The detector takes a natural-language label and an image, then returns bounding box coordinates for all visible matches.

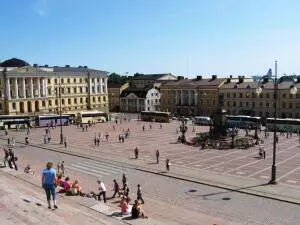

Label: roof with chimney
[161,75,226,89]
[220,76,300,90]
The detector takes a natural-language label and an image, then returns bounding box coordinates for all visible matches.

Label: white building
[120,88,161,112]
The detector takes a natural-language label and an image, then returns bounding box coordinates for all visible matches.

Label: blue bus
[35,115,73,127]
[226,115,262,129]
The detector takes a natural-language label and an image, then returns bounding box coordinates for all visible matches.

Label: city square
[7,117,300,187]
[1,1,300,224]
[1,117,300,224]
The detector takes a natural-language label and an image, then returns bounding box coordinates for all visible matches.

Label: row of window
[48,105,106,112]
[225,92,300,99]
[227,110,300,119]
[227,101,300,109]
[49,96,106,106]
[52,77,106,84]
[51,86,106,95]
[10,99,107,110]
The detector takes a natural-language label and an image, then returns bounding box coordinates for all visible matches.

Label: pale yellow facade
[0,65,109,115]
[219,77,300,118]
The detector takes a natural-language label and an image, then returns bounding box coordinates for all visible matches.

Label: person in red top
[112,179,121,198]
[59,177,71,193]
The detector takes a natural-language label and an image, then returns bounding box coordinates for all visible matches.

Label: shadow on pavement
[185,183,269,200]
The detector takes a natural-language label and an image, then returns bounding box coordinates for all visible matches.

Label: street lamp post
[256,61,297,184]
[57,75,64,144]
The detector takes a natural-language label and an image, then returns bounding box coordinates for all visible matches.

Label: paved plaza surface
[1,142,300,225]
[6,119,300,186]
[1,119,300,224]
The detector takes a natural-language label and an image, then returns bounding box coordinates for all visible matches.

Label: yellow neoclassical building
[0,58,109,115]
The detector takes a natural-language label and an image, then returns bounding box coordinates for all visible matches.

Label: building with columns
[0,58,109,115]
[160,75,226,116]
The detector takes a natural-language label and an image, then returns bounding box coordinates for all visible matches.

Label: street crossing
[66,160,129,179]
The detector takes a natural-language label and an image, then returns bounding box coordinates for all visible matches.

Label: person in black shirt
[8,148,18,170]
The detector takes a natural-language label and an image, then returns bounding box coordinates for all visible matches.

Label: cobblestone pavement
[1,123,300,225]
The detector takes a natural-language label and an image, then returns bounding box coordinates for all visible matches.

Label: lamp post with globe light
[256,61,298,184]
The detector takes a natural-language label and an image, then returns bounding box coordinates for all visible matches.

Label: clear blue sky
[1,0,300,77]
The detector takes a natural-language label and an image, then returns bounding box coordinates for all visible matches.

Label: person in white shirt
[97,180,107,203]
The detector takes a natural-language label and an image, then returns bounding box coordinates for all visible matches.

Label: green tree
[108,73,132,84]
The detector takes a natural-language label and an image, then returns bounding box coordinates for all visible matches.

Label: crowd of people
[41,161,148,219]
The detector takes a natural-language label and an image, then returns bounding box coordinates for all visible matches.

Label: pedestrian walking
[25,136,29,145]
[42,162,57,209]
[64,137,67,148]
[57,162,61,175]
[156,149,160,164]
[137,184,144,204]
[166,159,170,171]
[160,123,162,129]
[5,128,8,135]
[8,148,18,170]
[97,180,107,203]
[27,128,31,135]
[94,135,97,146]
[97,137,100,147]
[3,148,9,167]
[60,161,65,177]
[123,183,130,197]
[149,124,152,130]
[134,147,139,159]
[105,132,109,141]
[112,179,121,198]
[122,174,127,190]
[142,125,145,132]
